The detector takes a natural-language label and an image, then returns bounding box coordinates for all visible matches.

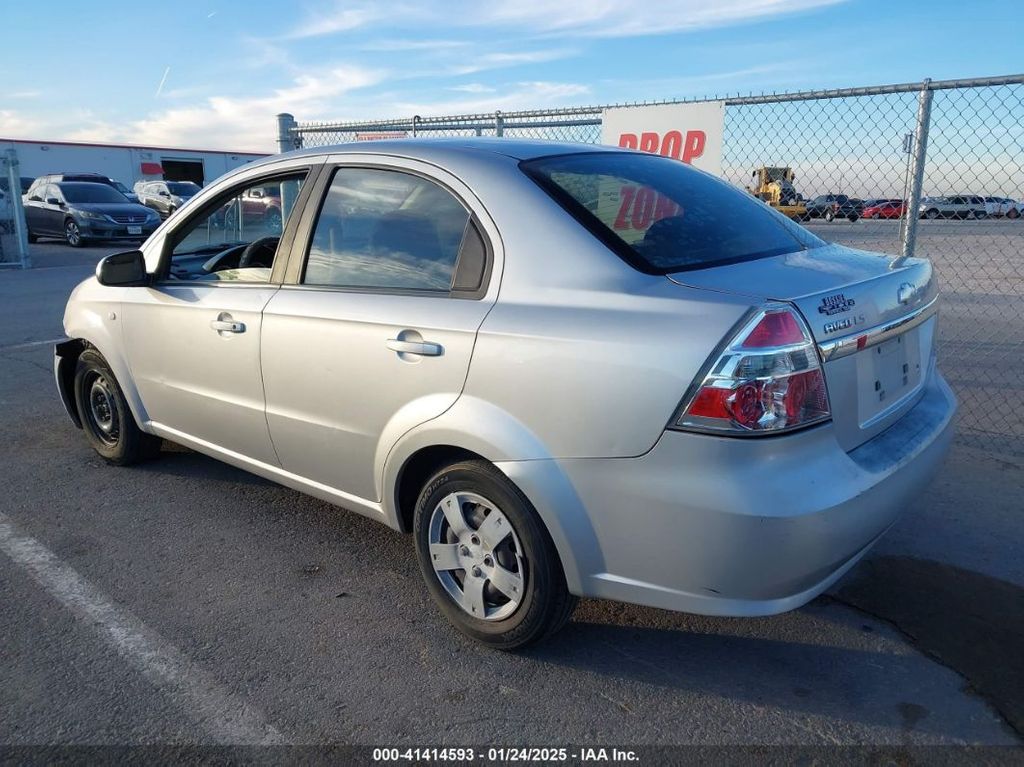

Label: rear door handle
[386,339,443,357]
[211,316,246,334]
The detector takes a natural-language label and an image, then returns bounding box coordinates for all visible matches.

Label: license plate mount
[856,330,922,426]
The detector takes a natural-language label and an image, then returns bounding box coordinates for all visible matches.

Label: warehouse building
[1,137,267,190]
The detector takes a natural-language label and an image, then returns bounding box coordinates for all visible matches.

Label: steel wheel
[83,371,119,446]
[427,491,526,621]
[65,220,82,247]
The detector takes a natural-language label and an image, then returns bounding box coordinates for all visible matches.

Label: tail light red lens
[675,305,831,435]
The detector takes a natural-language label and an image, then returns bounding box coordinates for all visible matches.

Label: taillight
[674,305,831,435]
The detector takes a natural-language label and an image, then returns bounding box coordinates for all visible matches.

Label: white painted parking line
[0,512,286,745]
[0,337,67,352]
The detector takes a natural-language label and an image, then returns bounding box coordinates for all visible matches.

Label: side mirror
[96,250,149,287]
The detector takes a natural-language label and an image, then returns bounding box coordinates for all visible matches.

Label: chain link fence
[287,75,1024,452]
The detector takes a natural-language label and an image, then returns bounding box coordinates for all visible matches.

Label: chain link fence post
[2,149,31,269]
[495,111,504,137]
[894,79,934,267]
[275,113,297,154]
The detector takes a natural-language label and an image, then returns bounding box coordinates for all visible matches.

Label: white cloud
[0,109,42,136]
[474,0,845,37]
[379,80,591,117]
[287,0,845,39]
[287,2,397,39]
[448,83,495,94]
[448,49,577,76]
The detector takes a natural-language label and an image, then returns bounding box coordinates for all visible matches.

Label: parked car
[23,181,159,247]
[805,194,861,221]
[220,182,286,233]
[982,196,1020,218]
[110,180,140,204]
[26,173,124,201]
[918,195,986,219]
[862,199,906,219]
[1,176,35,195]
[55,140,955,648]
[138,180,202,219]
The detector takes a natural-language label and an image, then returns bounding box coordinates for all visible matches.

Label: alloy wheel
[427,491,526,621]
[65,221,81,246]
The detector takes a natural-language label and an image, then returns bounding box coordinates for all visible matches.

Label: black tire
[413,460,576,649]
[847,213,859,222]
[823,210,835,222]
[871,212,880,219]
[64,219,86,248]
[975,211,987,220]
[1007,208,1020,220]
[924,209,940,220]
[73,348,162,465]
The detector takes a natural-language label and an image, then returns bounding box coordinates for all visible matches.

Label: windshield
[112,181,130,193]
[168,182,200,196]
[522,152,822,274]
[60,183,130,204]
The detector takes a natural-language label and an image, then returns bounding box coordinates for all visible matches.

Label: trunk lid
[668,243,938,451]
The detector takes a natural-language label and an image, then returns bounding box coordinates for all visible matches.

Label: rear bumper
[501,369,956,616]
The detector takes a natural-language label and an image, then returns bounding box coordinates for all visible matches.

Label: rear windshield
[521,152,821,274]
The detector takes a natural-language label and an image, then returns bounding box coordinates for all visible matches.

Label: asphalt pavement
[0,233,1021,748]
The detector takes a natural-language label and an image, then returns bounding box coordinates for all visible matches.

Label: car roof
[249,137,617,171]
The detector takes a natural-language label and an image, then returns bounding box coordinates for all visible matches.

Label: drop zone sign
[599,101,725,242]
[601,101,725,175]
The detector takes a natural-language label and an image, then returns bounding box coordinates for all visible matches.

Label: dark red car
[862,199,906,219]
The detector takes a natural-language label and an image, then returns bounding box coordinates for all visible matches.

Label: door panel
[121,284,281,465]
[261,290,491,501]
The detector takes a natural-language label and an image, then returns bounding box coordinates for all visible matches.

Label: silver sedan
[55,140,956,648]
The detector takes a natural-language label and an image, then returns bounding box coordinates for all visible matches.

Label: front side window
[165,172,306,283]
[303,168,471,291]
[522,152,822,274]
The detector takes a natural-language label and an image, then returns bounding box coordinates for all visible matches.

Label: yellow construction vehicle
[748,167,808,220]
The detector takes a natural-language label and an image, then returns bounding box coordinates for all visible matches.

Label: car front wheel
[73,348,162,465]
[414,460,576,649]
[64,220,85,247]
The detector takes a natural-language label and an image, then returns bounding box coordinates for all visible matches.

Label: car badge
[897,282,918,305]
[818,293,856,316]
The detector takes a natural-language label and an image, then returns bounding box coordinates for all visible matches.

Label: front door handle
[211,314,246,334]
[386,338,443,357]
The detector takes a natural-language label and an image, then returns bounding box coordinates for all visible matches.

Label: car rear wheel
[64,220,85,247]
[73,348,162,465]
[925,209,940,219]
[413,460,576,649]
[871,212,880,219]
[823,210,835,222]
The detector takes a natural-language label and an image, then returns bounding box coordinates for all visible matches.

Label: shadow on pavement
[835,556,1024,736]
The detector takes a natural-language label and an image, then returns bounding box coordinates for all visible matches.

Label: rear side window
[522,152,821,274]
[304,168,472,292]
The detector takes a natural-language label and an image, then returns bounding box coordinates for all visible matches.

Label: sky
[0,0,1021,152]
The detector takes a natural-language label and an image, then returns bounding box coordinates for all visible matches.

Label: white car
[982,196,1020,218]
[918,195,987,219]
